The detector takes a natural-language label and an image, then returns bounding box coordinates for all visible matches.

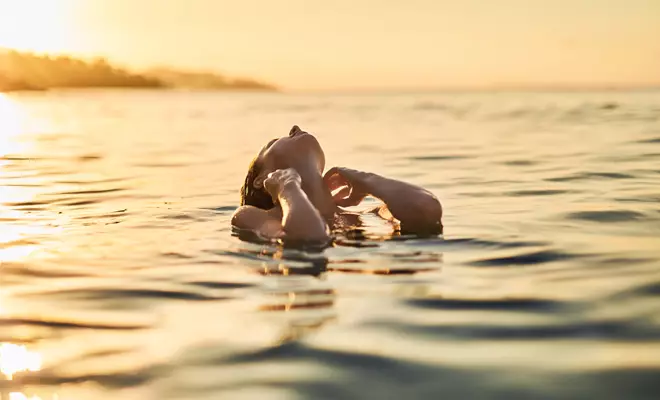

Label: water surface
[1,90,659,399]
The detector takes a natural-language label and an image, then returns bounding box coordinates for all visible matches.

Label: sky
[0,0,659,90]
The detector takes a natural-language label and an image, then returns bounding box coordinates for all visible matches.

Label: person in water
[232,125,443,244]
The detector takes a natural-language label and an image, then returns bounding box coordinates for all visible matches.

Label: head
[240,125,326,208]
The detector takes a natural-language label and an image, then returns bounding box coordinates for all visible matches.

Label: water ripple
[468,250,584,267]
[368,319,660,341]
[2,90,659,400]
[547,172,635,182]
[0,317,149,331]
[404,297,568,312]
[566,210,645,223]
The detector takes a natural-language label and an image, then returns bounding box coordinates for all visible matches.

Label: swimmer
[232,125,443,244]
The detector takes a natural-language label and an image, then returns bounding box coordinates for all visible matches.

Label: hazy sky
[0,0,659,90]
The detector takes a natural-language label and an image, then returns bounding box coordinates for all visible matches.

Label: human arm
[232,169,330,243]
[324,167,443,234]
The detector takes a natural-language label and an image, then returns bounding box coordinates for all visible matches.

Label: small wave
[76,209,128,220]
[162,251,194,259]
[483,102,637,123]
[501,159,538,166]
[411,101,448,110]
[14,366,160,388]
[221,341,401,368]
[637,136,660,144]
[547,172,635,182]
[327,266,437,275]
[55,177,128,186]
[599,102,620,110]
[0,317,149,331]
[202,205,238,213]
[1,200,50,207]
[404,297,567,312]
[506,189,569,197]
[76,154,103,162]
[59,199,100,207]
[443,238,549,249]
[160,213,205,221]
[641,152,660,159]
[468,249,583,267]
[185,281,255,290]
[0,238,38,249]
[609,280,660,300]
[369,319,660,341]
[0,263,88,279]
[409,155,470,161]
[22,287,229,303]
[56,187,125,195]
[1,155,36,161]
[566,210,645,223]
[133,162,189,168]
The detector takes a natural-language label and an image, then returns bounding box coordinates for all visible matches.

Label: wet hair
[240,156,275,209]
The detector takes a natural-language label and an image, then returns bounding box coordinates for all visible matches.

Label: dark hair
[240,156,275,209]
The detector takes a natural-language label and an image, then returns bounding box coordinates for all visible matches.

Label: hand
[264,168,302,202]
[323,167,373,207]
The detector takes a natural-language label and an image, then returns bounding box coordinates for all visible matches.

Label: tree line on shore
[0,50,276,92]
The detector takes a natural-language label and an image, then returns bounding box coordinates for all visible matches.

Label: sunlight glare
[0,94,30,159]
[9,393,44,400]
[0,0,76,53]
[0,343,42,380]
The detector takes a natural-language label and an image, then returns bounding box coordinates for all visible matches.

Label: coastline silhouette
[0,49,276,92]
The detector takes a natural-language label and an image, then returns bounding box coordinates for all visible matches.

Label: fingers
[326,175,348,192]
[324,167,354,182]
[323,166,340,180]
[334,186,367,207]
[268,168,300,182]
[264,169,301,198]
[323,167,342,186]
[332,186,351,201]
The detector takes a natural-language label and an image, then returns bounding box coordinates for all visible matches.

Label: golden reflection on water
[0,94,31,158]
[7,393,46,400]
[0,226,40,262]
[0,343,42,380]
[0,94,61,263]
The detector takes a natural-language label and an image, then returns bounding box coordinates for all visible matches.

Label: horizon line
[2,47,659,94]
[287,84,660,94]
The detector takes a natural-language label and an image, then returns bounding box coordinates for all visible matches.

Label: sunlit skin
[232,126,443,243]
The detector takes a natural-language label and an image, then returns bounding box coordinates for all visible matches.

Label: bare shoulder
[231,206,284,238]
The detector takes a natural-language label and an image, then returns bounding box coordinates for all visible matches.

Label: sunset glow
[0,0,78,53]
[1,0,659,90]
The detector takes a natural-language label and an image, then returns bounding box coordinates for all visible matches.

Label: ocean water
[0,90,659,400]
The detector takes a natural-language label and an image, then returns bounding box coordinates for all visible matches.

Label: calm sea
[1,90,659,400]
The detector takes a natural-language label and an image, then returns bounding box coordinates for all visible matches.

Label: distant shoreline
[2,49,657,94]
[2,86,281,94]
[0,49,277,93]
[4,86,659,96]
[288,85,660,95]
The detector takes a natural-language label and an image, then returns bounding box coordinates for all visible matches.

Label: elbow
[421,195,443,231]
[401,195,443,234]
[230,207,247,229]
[426,195,443,223]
